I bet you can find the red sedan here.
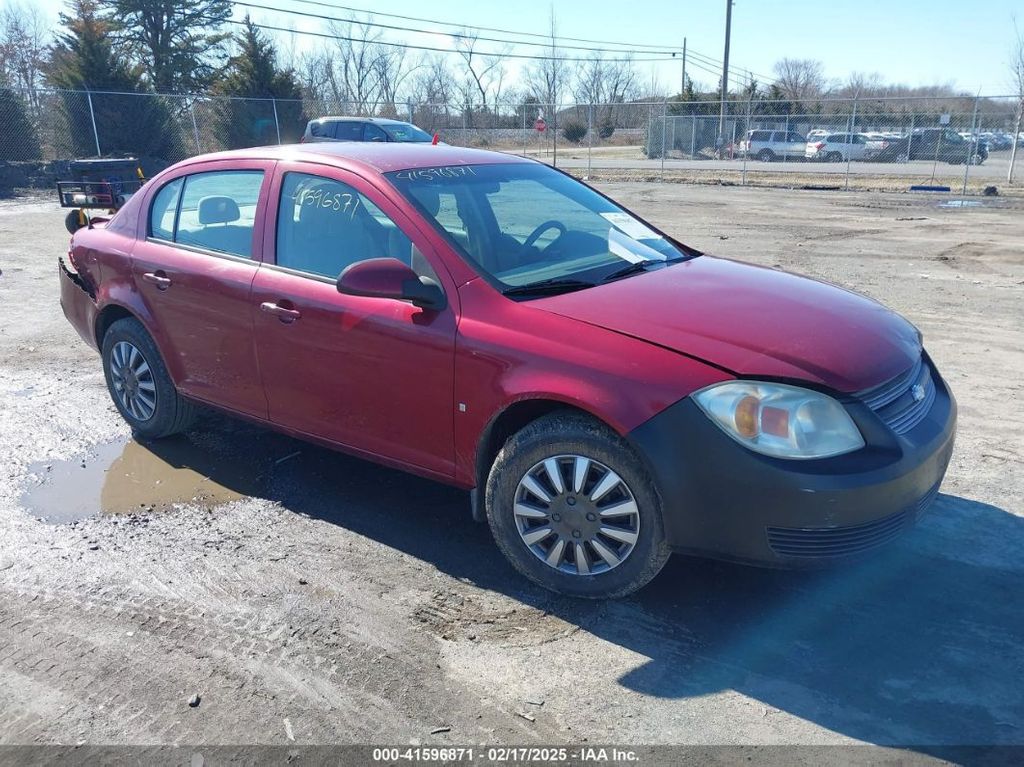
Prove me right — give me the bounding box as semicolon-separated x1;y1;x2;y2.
59;143;956;598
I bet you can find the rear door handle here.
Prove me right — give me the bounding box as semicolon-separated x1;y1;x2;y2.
142;271;171;290
260;301;301;322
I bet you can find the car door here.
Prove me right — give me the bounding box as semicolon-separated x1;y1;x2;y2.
132;161;272;418
250;163;458;477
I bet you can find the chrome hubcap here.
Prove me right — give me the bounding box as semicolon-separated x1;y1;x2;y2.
110;341;157;421
514;455;640;576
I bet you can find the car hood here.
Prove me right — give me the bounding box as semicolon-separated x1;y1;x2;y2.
532;256;921;393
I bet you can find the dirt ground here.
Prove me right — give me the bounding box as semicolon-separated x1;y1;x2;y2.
0;184;1021;755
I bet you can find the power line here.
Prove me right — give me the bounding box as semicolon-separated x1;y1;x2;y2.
266;0;688;52
232;0;774;91
221;16;680;63
249;0;775;85
234;0;683;55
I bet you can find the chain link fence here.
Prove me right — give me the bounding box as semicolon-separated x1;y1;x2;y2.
0;85;1020;194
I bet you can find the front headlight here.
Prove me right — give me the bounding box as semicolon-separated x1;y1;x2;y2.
692;381;865;460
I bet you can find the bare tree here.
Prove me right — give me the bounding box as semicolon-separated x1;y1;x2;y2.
453;30;509;121
326;17;385;114
373;44;416;118
772;58;826;103
0;2;48;111
523;10;567;115
1009;18;1023;183
573;53;638;125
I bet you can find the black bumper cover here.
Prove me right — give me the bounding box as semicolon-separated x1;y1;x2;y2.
627;363;957;566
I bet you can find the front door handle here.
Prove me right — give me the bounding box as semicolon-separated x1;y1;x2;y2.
142;271;171;290
260;301;301;322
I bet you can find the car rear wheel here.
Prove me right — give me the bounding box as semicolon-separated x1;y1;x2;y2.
485;412;670;599
101;317;196;439
827;151;844;162
757;149;775;162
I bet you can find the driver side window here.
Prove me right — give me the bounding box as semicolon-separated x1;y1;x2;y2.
276;172;437;282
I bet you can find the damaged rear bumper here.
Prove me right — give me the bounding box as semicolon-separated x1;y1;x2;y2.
59;257;99;351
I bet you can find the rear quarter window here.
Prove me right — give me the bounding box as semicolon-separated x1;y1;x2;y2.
149;178;183;240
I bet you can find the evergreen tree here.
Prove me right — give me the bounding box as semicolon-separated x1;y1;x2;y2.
0;85;41;160
45;0;182;160
99;0;231;93
212;17;306;149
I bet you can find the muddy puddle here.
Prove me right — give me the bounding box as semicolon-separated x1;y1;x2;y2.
21;434;262;524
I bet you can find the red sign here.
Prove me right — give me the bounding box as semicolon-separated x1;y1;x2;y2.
534;117;547;132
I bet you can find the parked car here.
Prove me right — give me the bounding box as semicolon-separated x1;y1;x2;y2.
870;128;987;164
863;133;907;161
59;143;956;598
302;116;434;144
805;132;868;162
738;129;807;161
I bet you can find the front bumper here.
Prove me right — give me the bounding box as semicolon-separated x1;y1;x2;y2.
627;361;957;566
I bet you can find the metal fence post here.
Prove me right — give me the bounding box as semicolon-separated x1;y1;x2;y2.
742;97;751;185
86;89;101;156
522;103;528;157
690;110;696;157
1008;101;1022;184
963;95;980;195
906;114;915;163
587;102;593;178
845;98;858;191
272;99;282;145
783;113;789;165
190;101;201;154
661;100;667;179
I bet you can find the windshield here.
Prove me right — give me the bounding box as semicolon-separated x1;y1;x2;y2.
382;123;433;142
385;163;692;292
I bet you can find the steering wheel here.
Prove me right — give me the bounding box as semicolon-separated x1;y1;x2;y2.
523;220;567;250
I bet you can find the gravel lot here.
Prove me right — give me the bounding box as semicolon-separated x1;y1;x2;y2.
0;185;1021;754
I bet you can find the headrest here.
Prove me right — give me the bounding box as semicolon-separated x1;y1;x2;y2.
198;196;240;225
409;186;440;217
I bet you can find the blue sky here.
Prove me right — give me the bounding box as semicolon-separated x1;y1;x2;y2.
23;0;1022;95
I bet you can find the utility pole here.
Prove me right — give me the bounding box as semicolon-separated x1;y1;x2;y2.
718;0;733;149
681;38;687;97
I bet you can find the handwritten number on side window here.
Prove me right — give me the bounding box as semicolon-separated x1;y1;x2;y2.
294;189;360;217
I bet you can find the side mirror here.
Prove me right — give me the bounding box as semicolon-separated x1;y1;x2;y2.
336;257;446;311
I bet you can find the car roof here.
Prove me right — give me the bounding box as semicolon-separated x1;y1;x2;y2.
173;142;534;174
311;116;411;125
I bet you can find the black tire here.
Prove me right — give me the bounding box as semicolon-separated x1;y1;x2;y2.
101;317;197;439
827;151;844;163
484;411;671;599
65;209;84;234
757;149;775;162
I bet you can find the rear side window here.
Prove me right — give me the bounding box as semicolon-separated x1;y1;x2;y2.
149;170;264;258
149;178;183;240
309;120;332;138
334;121;363;141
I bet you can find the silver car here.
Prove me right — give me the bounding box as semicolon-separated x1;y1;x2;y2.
301;117;434;144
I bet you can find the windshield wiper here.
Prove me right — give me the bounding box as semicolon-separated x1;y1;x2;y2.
601;256;688;283
502;277;596;297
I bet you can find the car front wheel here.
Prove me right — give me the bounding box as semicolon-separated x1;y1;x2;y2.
485;412;670;599
101;317;196;439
